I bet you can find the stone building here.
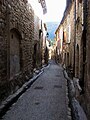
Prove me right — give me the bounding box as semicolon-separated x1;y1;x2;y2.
55;0;90;119
33;15;41;69
83;0;90;119
75;0;84;82
55;0;74;71
30;0;47;70
33;19;48;69
42;23;48;65
55;26;62;63
0;0;47;102
74;0;90;119
0;0;34;101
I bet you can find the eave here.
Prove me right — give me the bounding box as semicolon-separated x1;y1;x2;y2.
38;0;47;14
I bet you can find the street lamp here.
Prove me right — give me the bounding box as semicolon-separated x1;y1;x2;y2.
46;32;49;38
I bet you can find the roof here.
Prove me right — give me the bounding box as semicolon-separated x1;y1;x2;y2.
55;0;72;34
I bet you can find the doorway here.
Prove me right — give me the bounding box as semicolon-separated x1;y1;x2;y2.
10;29;21;79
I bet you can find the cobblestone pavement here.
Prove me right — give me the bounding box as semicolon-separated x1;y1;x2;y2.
2;60;69;120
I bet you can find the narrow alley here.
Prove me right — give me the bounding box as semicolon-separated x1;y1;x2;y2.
1;61;69;120
0;0;90;119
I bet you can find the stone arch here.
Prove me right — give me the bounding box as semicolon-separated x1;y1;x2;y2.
67;52;69;67
75;44;79;78
10;28;22;79
79;29;86;93
33;43;37;68
65;53;67;66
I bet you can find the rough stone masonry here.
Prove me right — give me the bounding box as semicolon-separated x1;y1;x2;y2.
0;0;34;102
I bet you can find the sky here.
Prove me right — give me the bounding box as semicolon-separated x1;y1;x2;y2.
28;0;66;22
44;0;66;22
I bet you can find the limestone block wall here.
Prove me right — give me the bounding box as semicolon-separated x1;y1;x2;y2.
0;0;34;101
69;3;75;70
75;1;83;78
33;15;42;69
62;2;75;71
85;0;90;118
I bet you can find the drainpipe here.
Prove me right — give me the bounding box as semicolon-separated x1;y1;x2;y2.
73;0;76;77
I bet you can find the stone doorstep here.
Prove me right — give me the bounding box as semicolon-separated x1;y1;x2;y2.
0;69;44;118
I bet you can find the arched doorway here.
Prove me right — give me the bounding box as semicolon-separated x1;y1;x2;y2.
33;43;37;68
10;29;21;79
76;44;79;78
65;53;67;67
67;52;69;67
79;29;86;93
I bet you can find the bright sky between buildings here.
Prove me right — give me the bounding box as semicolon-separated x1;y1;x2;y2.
28;0;66;22
44;0;66;22
28;0;43;19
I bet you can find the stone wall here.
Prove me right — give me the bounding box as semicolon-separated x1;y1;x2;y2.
0;0;34;101
33;15;42;69
75;1;83;78
85;0;90;118
69;3;75;71
55;0;89;119
55;0;90;119
61;1;75;72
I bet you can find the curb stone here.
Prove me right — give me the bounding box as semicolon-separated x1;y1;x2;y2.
63;70;87;120
65;75;72;120
0;64;50;118
58;64;72;120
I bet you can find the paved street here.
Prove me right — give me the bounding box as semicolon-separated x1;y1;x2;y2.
2;60;68;120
